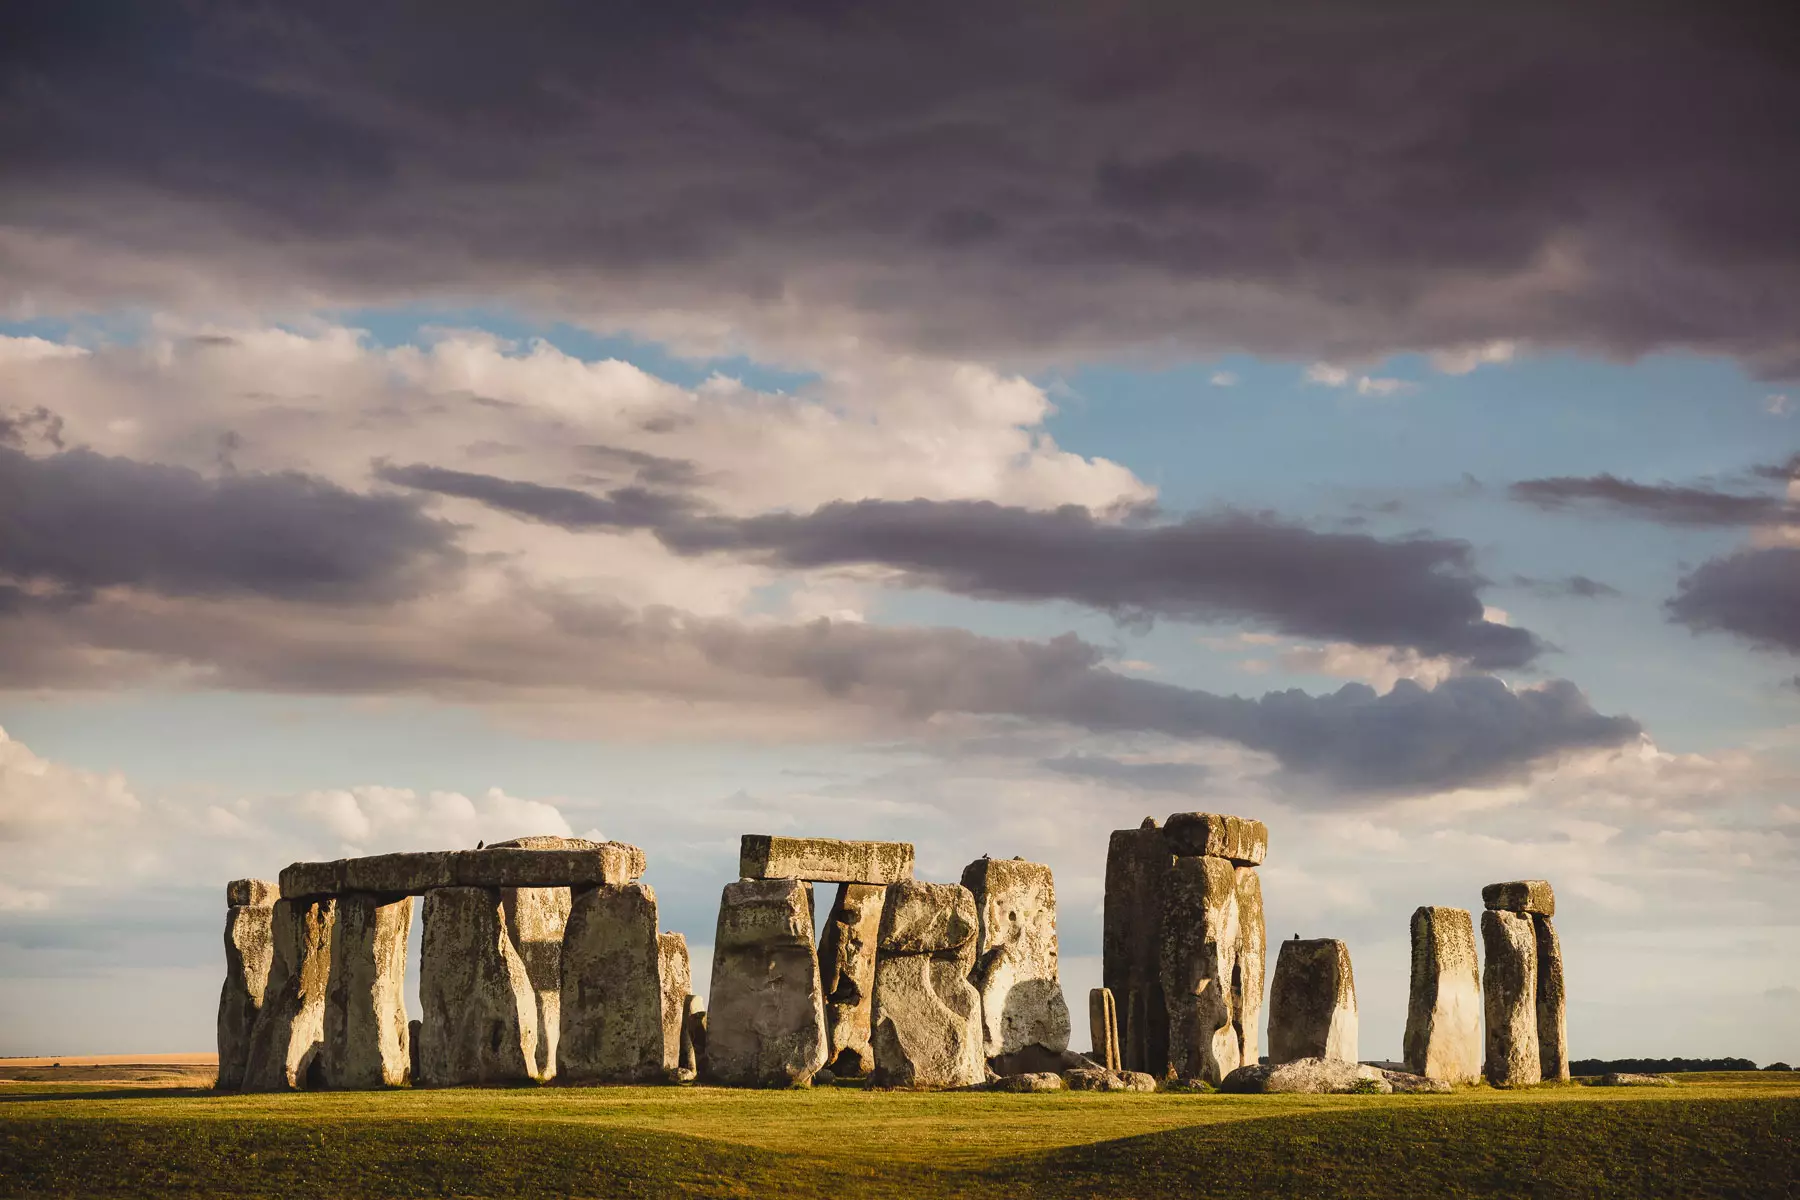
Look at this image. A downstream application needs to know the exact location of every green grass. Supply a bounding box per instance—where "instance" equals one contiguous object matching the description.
[2,1074,1795,1198]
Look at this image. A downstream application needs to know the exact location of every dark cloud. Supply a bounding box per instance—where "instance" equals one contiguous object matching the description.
[0,407,65,452]
[1510,474,1798,526]
[1667,546,1800,654]
[381,463,1540,667]
[1512,574,1621,599]
[3,3,1799,370]
[575,444,703,489]
[0,446,456,602]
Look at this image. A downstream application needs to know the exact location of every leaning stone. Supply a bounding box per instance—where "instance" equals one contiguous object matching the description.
[1481,879,1555,917]
[323,892,413,1089]
[1268,938,1358,1065]
[216,900,275,1090]
[657,932,691,1073]
[277,860,345,901]
[416,886,538,1086]
[1594,1072,1673,1087]
[1089,987,1121,1072]
[1159,855,1241,1083]
[871,881,984,1089]
[1103,822,1175,1076]
[1534,914,1569,1082]
[739,834,915,884]
[226,878,279,908]
[817,882,886,1076]
[1220,1057,1392,1094]
[1162,813,1269,866]
[1481,908,1541,1087]
[1233,865,1266,1068]
[503,885,572,1081]
[706,878,829,1086]
[556,883,666,1083]
[241,898,336,1091]
[1403,906,1482,1084]
[993,1071,1066,1092]
[961,858,1071,1065]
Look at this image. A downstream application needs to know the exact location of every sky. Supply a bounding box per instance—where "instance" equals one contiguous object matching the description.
[0,1,1796,1065]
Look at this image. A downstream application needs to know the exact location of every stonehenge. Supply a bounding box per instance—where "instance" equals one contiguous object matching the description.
[1403,906,1482,1084]
[323,892,413,1088]
[870,880,985,1088]
[818,882,886,1076]
[1482,879,1568,1085]
[216,882,275,1091]
[417,885,538,1086]
[558,883,666,1083]
[706,877,830,1086]
[1268,938,1358,1065]
[241,897,336,1091]
[657,931,692,1076]
[961,856,1073,1075]
[1089,987,1121,1071]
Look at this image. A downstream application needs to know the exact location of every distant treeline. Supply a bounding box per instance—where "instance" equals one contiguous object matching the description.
[1570,1057,1790,1074]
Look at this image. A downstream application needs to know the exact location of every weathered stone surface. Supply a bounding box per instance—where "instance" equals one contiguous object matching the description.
[1233,865,1265,1069]
[1221,1057,1391,1095]
[1377,1067,1453,1094]
[740,834,914,884]
[503,885,572,1081]
[1404,906,1482,1084]
[817,882,886,1076]
[555,883,665,1083]
[278,860,345,901]
[277,844,645,900]
[343,851,454,895]
[1268,938,1358,1065]
[242,898,336,1091]
[1481,908,1541,1087]
[684,999,708,1077]
[1594,1072,1673,1087]
[657,931,691,1073]
[1534,914,1569,1082]
[1103,822,1175,1077]
[872,881,984,1089]
[227,878,279,908]
[217,902,275,1090]
[1089,987,1120,1071]
[408,1019,421,1083]
[1162,813,1268,866]
[416,886,538,1086]
[706,878,829,1086]
[1062,1067,1158,1092]
[961,858,1070,1065]
[1482,879,1555,917]
[1159,855,1241,1083]
[993,1071,1066,1092]
[323,892,413,1089]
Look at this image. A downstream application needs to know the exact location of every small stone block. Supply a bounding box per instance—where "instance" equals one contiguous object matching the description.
[227,879,279,908]
[739,835,915,884]
[1162,813,1268,865]
[1481,879,1555,917]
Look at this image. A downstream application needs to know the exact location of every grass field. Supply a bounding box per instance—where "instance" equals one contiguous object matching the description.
[2,1072,1796,1198]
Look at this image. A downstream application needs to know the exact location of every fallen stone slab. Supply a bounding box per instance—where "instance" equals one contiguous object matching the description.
[1062,1067,1158,1092]
[277,844,646,900]
[1375,1066,1453,1093]
[657,931,691,1074]
[962,857,1071,1065]
[1159,854,1241,1083]
[993,1071,1066,1092]
[556,883,666,1083]
[241,898,336,1091]
[1268,937,1358,1065]
[1103,820,1175,1077]
[1404,906,1482,1085]
[1481,908,1541,1087]
[1534,914,1570,1082]
[872,881,984,1089]
[216,895,276,1090]
[323,892,413,1089]
[706,878,829,1087]
[503,885,572,1081]
[227,878,279,908]
[1089,987,1121,1072]
[739,834,915,884]
[1593,1072,1673,1087]
[1221,1057,1392,1094]
[1162,812,1269,866]
[1481,879,1555,917]
[416,886,538,1087]
[818,881,886,1076]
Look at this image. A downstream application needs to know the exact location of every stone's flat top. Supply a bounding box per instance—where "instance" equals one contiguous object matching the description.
[226,879,278,907]
[276,843,646,899]
[1482,879,1555,916]
[714,877,815,950]
[1161,813,1268,865]
[739,834,914,884]
[959,856,1053,892]
[486,836,603,850]
[878,880,977,954]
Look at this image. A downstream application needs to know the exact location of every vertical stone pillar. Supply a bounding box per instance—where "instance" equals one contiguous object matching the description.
[1103,820,1174,1076]
[503,885,572,1082]
[1089,987,1120,1071]
[1160,854,1241,1083]
[322,892,413,1089]
[657,931,692,1075]
[556,883,665,1083]
[216,879,277,1090]
[706,878,829,1086]
[1233,865,1266,1069]
[871,880,985,1088]
[684,997,709,1078]
[1534,914,1569,1082]
[817,882,886,1077]
[416,886,538,1087]
[961,857,1071,1074]
[1267,937,1357,1065]
[1480,909,1540,1087]
[242,896,336,1091]
[1403,906,1481,1084]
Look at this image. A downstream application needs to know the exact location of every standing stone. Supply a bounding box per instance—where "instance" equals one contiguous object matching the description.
[961,857,1071,1074]
[1481,908,1540,1087]
[1534,914,1569,1082]
[503,885,572,1081]
[1103,820,1175,1076]
[1403,906,1482,1084]
[871,880,985,1088]
[817,882,886,1076]
[216,885,276,1090]
[323,892,414,1089]
[1089,988,1121,1071]
[556,883,666,1083]
[657,931,691,1074]
[241,897,336,1091]
[416,886,538,1086]
[1267,938,1357,1065]
[1233,865,1266,1069]
[408,1020,421,1083]
[1160,855,1241,1083]
[706,877,829,1087]
[684,997,708,1077]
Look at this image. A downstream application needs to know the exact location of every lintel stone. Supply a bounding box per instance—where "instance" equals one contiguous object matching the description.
[739,834,914,884]
[278,844,645,900]
[1481,879,1555,917]
[1162,813,1268,865]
